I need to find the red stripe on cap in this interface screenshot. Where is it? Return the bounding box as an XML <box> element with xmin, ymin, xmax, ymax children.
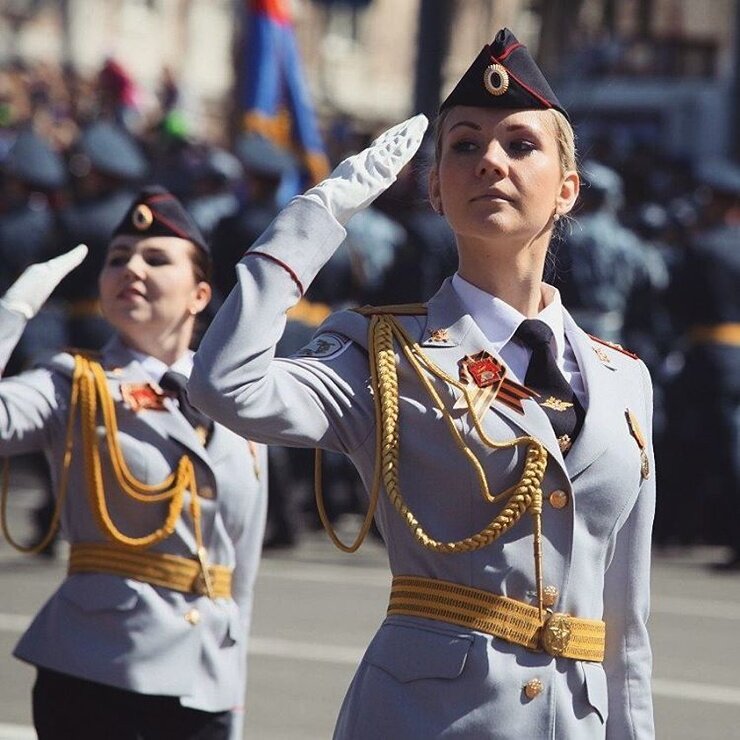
<box><xmin>501</xmin><ymin>65</ymin><xmax>554</xmax><ymax>110</ymax></box>
<box><xmin>145</xmin><ymin>193</ymin><xmax>177</xmax><ymax>203</ymax></box>
<box><xmin>494</xmin><ymin>42</ymin><xmax>523</xmax><ymax>61</ymax></box>
<box><xmin>150</xmin><ymin>211</ymin><xmax>194</xmax><ymax>243</ymax></box>
<box><xmin>245</xmin><ymin>251</ymin><xmax>305</xmax><ymax>296</ymax></box>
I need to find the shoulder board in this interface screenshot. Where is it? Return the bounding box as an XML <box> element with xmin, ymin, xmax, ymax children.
<box><xmin>588</xmin><ymin>334</ymin><xmax>639</xmax><ymax>360</ymax></box>
<box><xmin>353</xmin><ymin>303</ymin><xmax>428</xmax><ymax>316</ymax></box>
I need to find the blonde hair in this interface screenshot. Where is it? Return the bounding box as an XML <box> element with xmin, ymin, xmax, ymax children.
<box><xmin>432</xmin><ymin>107</ymin><xmax>577</xmax><ymax>176</ymax></box>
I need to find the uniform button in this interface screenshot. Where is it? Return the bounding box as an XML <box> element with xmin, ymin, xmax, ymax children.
<box><xmin>199</xmin><ymin>485</ymin><xmax>214</xmax><ymax>499</ymax></box>
<box><xmin>524</xmin><ymin>678</ymin><xmax>544</xmax><ymax>699</ymax></box>
<box><xmin>543</xmin><ymin>586</ymin><xmax>559</xmax><ymax>608</ymax></box>
<box><xmin>548</xmin><ymin>490</ymin><xmax>569</xmax><ymax>509</ymax></box>
<box><xmin>184</xmin><ymin>608</ymin><xmax>201</xmax><ymax>625</ymax></box>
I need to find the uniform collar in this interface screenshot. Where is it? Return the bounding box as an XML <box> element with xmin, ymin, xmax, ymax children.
<box><xmin>127</xmin><ymin>347</ymin><xmax>193</xmax><ymax>385</ymax></box>
<box><xmin>451</xmin><ymin>273</ymin><xmax>566</xmax><ymax>361</ymax></box>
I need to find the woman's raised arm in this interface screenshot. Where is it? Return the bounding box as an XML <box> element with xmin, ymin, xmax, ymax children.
<box><xmin>189</xmin><ymin>116</ymin><xmax>427</xmax><ymax>451</ymax></box>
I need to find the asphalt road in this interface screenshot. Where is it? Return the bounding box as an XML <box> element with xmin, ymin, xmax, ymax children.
<box><xmin>1</xmin><ymin>483</ymin><xmax>740</xmax><ymax>739</ymax></box>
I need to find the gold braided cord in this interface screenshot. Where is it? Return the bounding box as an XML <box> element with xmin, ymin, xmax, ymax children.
<box><xmin>0</xmin><ymin>359</ymin><xmax>83</xmax><ymax>554</ymax></box>
<box><xmin>314</xmin><ymin>311</ymin><xmax>549</xmax><ymax>614</ymax></box>
<box><xmin>372</xmin><ymin>315</ymin><xmax>547</xmax><ymax>552</ymax></box>
<box><xmin>2</xmin><ymin>354</ymin><xmax>203</xmax><ymax>553</ymax></box>
<box><xmin>88</xmin><ymin>361</ymin><xmax>177</xmax><ymax>501</ymax></box>
<box><xmin>76</xmin><ymin>354</ymin><xmax>196</xmax><ymax>548</ymax></box>
<box><xmin>314</xmin><ymin>315</ymin><xmax>389</xmax><ymax>553</ymax></box>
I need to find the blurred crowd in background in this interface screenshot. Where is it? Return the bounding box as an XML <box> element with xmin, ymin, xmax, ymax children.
<box><xmin>1</xmin><ymin>54</ymin><xmax>738</xmax><ymax>560</ymax></box>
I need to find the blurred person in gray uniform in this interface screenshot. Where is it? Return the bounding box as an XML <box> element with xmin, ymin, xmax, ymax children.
<box><xmin>186</xmin><ymin>147</ymin><xmax>243</xmax><ymax>244</ymax></box>
<box><xmin>0</xmin><ymin>128</ymin><xmax>67</xmax><ymax>556</ymax></box>
<box><xmin>663</xmin><ymin>161</ymin><xmax>740</xmax><ymax>565</ymax></box>
<box><xmin>55</xmin><ymin>121</ymin><xmax>148</xmax><ymax>351</ymax></box>
<box><xmin>0</xmin><ymin>129</ymin><xmax>67</xmax><ymax>373</ymax></box>
<box><xmin>211</xmin><ymin>134</ymin><xmax>295</xmax><ymax>303</ymax></box>
<box><xmin>554</xmin><ymin>159</ymin><xmax>665</xmax><ymax>345</ymax></box>
<box><xmin>363</xmin><ymin>140</ymin><xmax>457</xmax><ymax>305</ymax></box>
<box><xmin>192</xmin><ymin>28</ymin><xmax>655</xmax><ymax>738</ymax></box>
<box><xmin>0</xmin><ymin>187</ymin><xmax>267</xmax><ymax>740</ymax></box>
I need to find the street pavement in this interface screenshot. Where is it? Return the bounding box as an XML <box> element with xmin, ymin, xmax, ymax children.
<box><xmin>1</xmin><ymin>480</ymin><xmax>740</xmax><ymax>739</ymax></box>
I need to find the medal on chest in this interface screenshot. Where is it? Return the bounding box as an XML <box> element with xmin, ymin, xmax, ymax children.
<box><xmin>120</xmin><ymin>382</ymin><xmax>168</xmax><ymax>412</ymax></box>
<box><xmin>625</xmin><ymin>408</ymin><xmax>650</xmax><ymax>479</ymax></box>
<box><xmin>453</xmin><ymin>351</ymin><xmax>536</xmax><ymax>418</ymax></box>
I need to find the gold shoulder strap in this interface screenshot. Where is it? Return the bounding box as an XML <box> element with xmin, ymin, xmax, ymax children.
<box><xmin>315</xmin><ymin>313</ymin><xmax>550</xmax><ymax>617</ymax></box>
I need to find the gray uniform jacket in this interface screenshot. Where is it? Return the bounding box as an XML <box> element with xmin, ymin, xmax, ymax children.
<box><xmin>0</xmin><ymin>303</ymin><xmax>267</xmax><ymax>727</ymax></box>
<box><xmin>190</xmin><ymin>197</ymin><xmax>655</xmax><ymax>739</ymax></box>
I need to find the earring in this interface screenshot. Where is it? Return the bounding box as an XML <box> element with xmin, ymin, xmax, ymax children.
<box><xmin>553</xmin><ymin>213</ymin><xmax>560</xmax><ymax>223</ymax></box>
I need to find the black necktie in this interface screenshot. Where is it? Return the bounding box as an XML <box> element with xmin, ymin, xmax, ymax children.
<box><xmin>514</xmin><ymin>319</ymin><xmax>585</xmax><ymax>454</ymax></box>
<box><xmin>160</xmin><ymin>371</ymin><xmax>213</xmax><ymax>442</ymax></box>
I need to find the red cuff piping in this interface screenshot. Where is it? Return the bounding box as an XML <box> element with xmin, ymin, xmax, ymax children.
<box><xmin>245</xmin><ymin>251</ymin><xmax>305</xmax><ymax>296</ymax></box>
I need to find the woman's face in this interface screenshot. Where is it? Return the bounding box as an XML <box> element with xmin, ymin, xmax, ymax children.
<box><xmin>99</xmin><ymin>235</ymin><xmax>210</xmax><ymax>342</ymax></box>
<box><xmin>429</xmin><ymin>106</ymin><xmax>578</xmax><ymax>246</ymax></box>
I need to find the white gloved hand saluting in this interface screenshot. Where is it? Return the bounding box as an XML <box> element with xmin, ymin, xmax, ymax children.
<box><xmin>1</xmin><ymin>244</ymin><xmax>89</xmax><ymax>319</ymax></box>
<box><xmin>304</xmin><ymin>114</ymin><xmax>428</xmax><ymax>226</ymax></box>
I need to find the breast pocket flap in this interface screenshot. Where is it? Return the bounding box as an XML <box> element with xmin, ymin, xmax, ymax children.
<box><xmin>364</xmin><ymin>623</ymin><xmax>473</xmax><ymax>683</ymax></box>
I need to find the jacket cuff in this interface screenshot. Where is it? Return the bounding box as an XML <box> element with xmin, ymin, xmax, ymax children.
<box><xmin>242</xmin><ymin>195</ymin><xmax>347</xmax><ymax>293</ymax></box>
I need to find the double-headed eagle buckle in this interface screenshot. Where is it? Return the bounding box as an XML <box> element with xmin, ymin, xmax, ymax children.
<box><xmin>540</xmin><ymin>612</ymin><xmax>573</xmax><ymax>657</ymax></box>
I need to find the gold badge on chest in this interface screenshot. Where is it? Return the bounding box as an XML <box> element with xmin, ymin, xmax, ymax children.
<box><xmin>541</xmin><ymin>396</ymin><xmax>573</xmax><ymax>412</ymax></box>
<box><xmin>625</xmin><ymin>408</ymin><xmax>650</xmax><ymax>479</ymax></box>
<box><xmin>120</xmin><ymin>382</ymin><xmax>168</xmax><ymax>412</ymax></box>
<box><xmin>453</xmin><ymin>350</ymin><xmax>537</xmax><ymax>417</ymax></box>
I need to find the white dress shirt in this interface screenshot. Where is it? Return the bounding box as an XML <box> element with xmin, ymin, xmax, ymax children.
<box><xmin>129</xmin><ymin>348</ymin><xmax>194</xmax><ymax>386</ymax></box>
<box><xmin>451</xmin><ymin>273</ymin><xmax>587</xmax><ymax>407</ymax></box>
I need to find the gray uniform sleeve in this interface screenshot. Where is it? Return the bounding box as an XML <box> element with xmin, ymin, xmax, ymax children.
<box><xmin>0</xmin><ymin>302</ymin><xmax>65</xmax><ymax>454</ymax></box>
<box><xmin>190</xmin><ymin>196</ymin><xmax>374</xmax><ymax>454</ymax></box>
<box><xmin>603</xmin><ymin>359</ymin><xmax>655</xmax><ymax>739</ymax></box>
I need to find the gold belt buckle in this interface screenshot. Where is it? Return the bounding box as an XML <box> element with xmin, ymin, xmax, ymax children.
<box><xmin>540</xmin><ymin>612</ymin><xmax>573</xmax><ymax>657</ymax></box>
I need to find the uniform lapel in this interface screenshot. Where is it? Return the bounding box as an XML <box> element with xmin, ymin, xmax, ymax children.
<box><xmin>560</xmin><ymin>310</ymin><xmax>612</xmax><ymax>478</ymax></box>
<box><xmin>419</xmin><ymin>280</ymin><xmax>568</xmax><ymax>474</ymax></box>
<box><xmin>100</xmin><ymin>338</ymin><xmax>215</xmax><ymax>471</ymax></box>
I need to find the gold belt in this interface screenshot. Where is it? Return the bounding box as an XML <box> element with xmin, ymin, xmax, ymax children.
<box><xmin>689</xmin><ymin>323</ymin><xmax>740</xmax><ymax>346</ymax></box>
<box><xmin>388</xmin><ymin>576</ymin><xmax>605</xmax><ymax>662</ymax></box>
<box><xmin>68</xmin><ymin>542</ymin><xmax>232</xmax><ymax>599</ymax></box>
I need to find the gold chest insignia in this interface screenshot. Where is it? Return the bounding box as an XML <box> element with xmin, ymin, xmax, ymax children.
<box><xmin>593</xmin><ymin>345</ymin><xmax>611</xmax><ymax>364</ymax></box>
<box><xmin>120</xmin><ymin>382</ymin><xmax>168</xmax><ymax>412</ymax></box>
<box><xmin>452</xmin><ymin>351</ymin><xmax>537</xmax><ymax>417</ymax></box>
<box><xmin>541</xmin><ymin>396</ymin><xmax>573</xmax><ymax>412</ymax></box>
<box><xmin>625</xmin><ymin>408</ymin><xmax>650</xmax><ymax>479</ymax></box>
<box><xmin>427</xmin><ymin>328</ymin><xmax>449</xmax><ymax>343</ymax></box>
<box><xmin>557</xmin><ymin>434</ymin><xmax>572</xmax><ymax>453</ymax></box>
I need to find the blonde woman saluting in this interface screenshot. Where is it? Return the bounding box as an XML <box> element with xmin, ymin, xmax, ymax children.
<box><xmin>191</xmin><ymin>29</ymin><xmax>655</xmax><ymax>739</ymax></box>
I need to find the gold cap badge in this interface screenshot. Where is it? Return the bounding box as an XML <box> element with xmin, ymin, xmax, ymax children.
<box><xmin>483</xmin><ymin>63</ymin><xmax>510</xmax><ymax>96</ymax></box>
<box><xmin>132</xmin><ymin>204</ymin><xmax>154</xmax><ymax>231</ymax></box>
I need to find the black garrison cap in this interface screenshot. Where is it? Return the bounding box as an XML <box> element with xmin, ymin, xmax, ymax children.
<box><xmin>113</xmin><ymin>186</ymin><xmax>209</xmax><ymax>254</ymax></box>
<box><xmin>440</xmin><ymin>28</ymin><xmax>568</xmax><ymax>120</ymax></box>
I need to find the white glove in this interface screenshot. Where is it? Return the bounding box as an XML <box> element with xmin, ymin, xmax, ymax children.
<box><xmin>304</xmin><ymin>114</ymin><xmax>428</xmax><ymax>226</ymax></box>
<box><xmin>1</xmin><ymin>244</ymin><xmax>89</xmax><ymax>319</ymax></box>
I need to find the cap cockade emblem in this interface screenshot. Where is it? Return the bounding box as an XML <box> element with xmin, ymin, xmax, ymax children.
<box><xmin>483</xmin><ymin>63</ymin><xmax>510</xmax><ymax>96</ymax></box>
<box><xmin>133</xmin><ymin>204</ymin><xmax>154</xmax><ymax>230</ymax></box>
